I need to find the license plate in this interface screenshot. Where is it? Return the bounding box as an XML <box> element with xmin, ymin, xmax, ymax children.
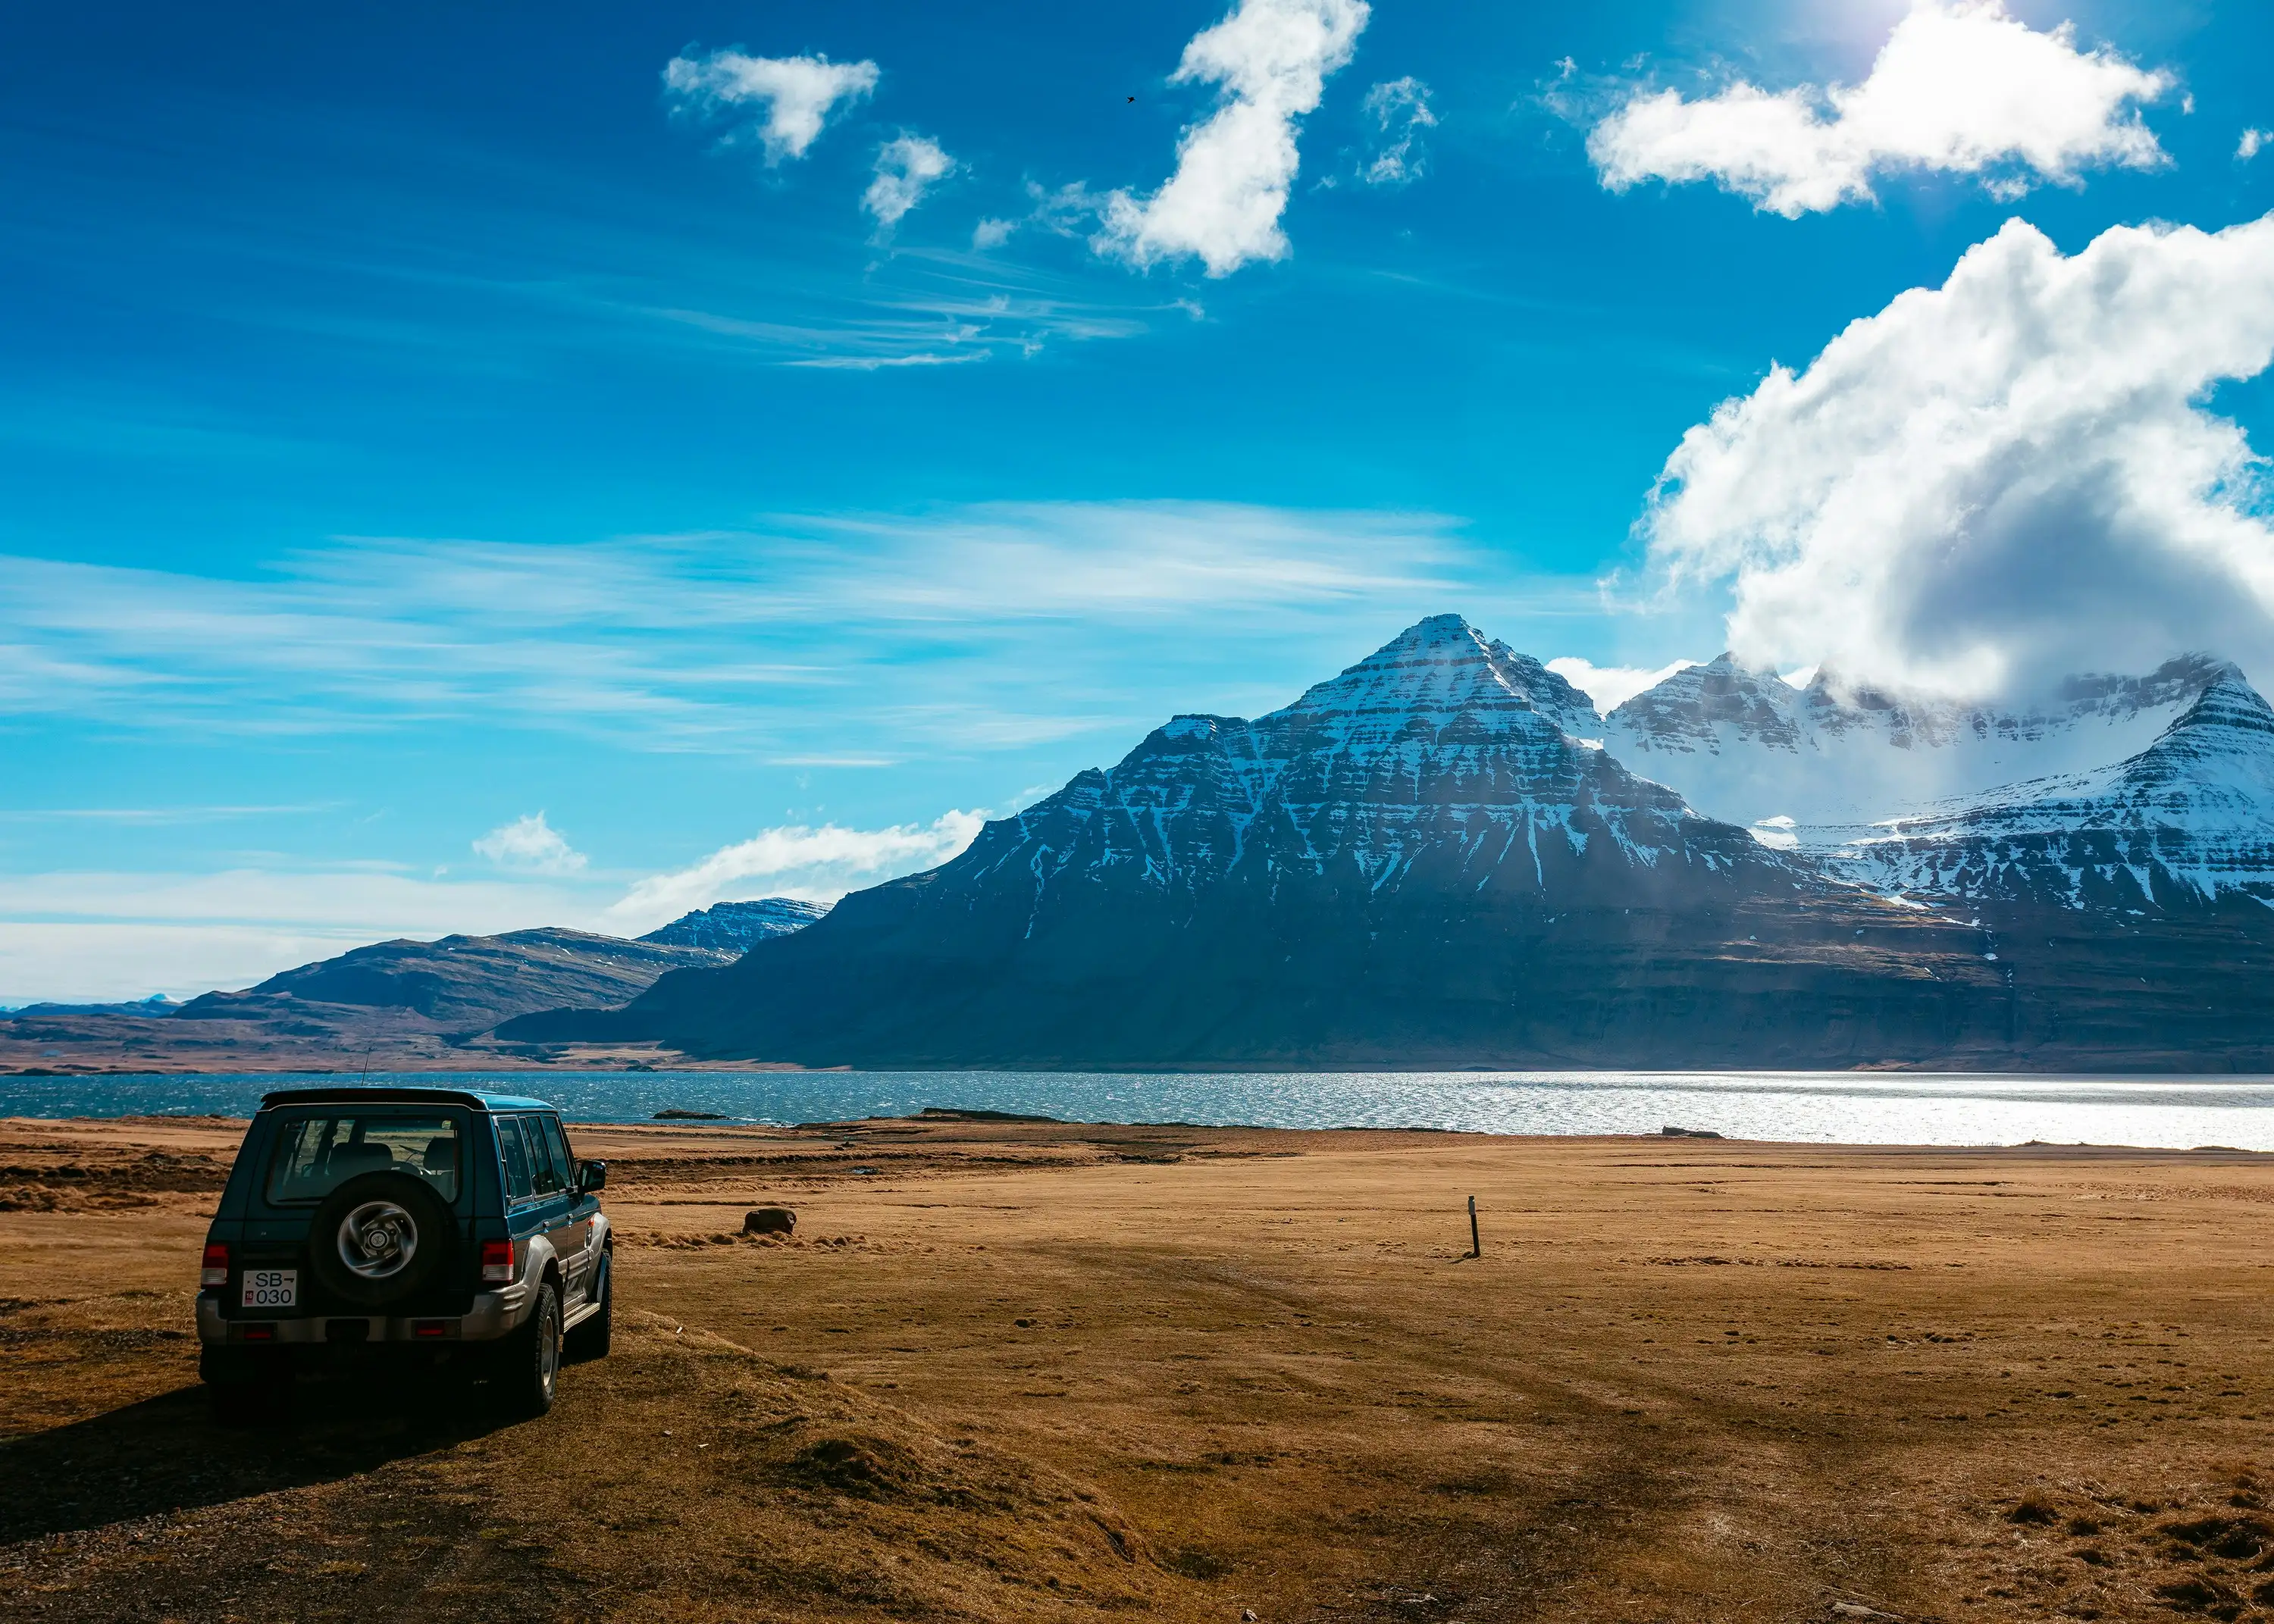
<box><xmin>240</xmin><ymin>1268</ymin><xmax>297</xmax><ymax>1310</ymax></box>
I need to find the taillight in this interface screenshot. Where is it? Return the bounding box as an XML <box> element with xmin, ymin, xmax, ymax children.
<box><xmin>201</xmin><ymin>1242</ymin><xmax>229</xmax><ymax>1288</ymax></box>
<box><xmin>479</xmin><ymin>1239</ymin><xmax>515</xmax><ymax>1284</ymax></box>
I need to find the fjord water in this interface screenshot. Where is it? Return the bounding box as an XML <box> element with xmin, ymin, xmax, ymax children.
<box><xmin>7</xmin><ymin>1071</ymin><xmax>2274</xmax><ymax>1150</ymax></box>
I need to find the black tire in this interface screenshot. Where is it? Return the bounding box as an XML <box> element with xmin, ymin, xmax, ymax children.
<box><xmin>493</xmin><ymin>1279</ymin><xmax>561</xmax><ymax>1417</ymax></box>
<box><xmin>565</xmin><ymin>1250</ymin><xmax>612</xmax><ymax>1362</ymax></box>
<box><xmin>307</xmin><ymin>1171</ymin><xmax>453</xmax><ymax>1310</ymax></box>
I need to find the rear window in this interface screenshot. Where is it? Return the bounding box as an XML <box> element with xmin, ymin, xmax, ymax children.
<box><xmin>265</xmin><ymin>1112</ymin><xmax>464</xmax><ymax>1205</ymax></box>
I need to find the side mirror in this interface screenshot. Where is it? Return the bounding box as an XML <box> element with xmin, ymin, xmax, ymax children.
<box><xmin>578</xmin><ymin>1159</ymin><xmax>608</xmax><ymax>1194</ymax></box>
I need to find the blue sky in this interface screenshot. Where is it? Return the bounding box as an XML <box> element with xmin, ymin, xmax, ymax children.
<box><xmin>4</xmin><ymin>0</ymin><xmax>2272</xmax><ymax>1000</ymax></box>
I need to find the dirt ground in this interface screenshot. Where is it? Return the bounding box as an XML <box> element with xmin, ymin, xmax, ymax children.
<box><xmin>5</xmin><ymin>1110</ymin><xmax>2274</xmax><ymax>1623</ymax></box>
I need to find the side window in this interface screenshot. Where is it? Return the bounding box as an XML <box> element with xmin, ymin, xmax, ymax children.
<box><xmin>527</xmin><ymin>1116</ymin><xmax>566</xmax><ymax>1197</ymax></box>
<box><xmin>537</xmin><ymin>1117</ymin><xmax>578</xmax><ymax>1195</ymax></box>
<box><xmin>496</xmin><ymin>1116</ymin><xmax>534</xmax><ymax>1203</ymax></box>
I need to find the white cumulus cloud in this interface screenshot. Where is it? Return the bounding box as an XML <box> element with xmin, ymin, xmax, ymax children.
<box><xmin>1589</xmin><ymin>0</ymin><xmax>2171</xmax><ymax>217</ymax></box>
<box><xmin>1097</xmin><ymin>0</ymin><xmax>1369</xmax><ymax>277</ymax></box>
<box><xmin>2242</xmin><ymin>128</ymin><xmax>2269</xmax><ymax>163</ymax></box>
<box><xmin>662</xmin><ymin>49</ymin><xmax>879</xmax><ymax>164</ymax></box>
<box><xmin>472</xmin><ymin>812</ymin><xmax>587</xmax><ymax>876</ymax></box>
<box><xmin>1637</xmin><ymin>211</ymin><xmax>2274</xmax><ymax>701</ymax></box>
<box><xmin>1544</xmin><ymin>657</ymin><xmax>1698</xmax><ymax>715</ymax></box>
<box><xmin>1361</xmin><ymin>76</ymin><xmax>1435</xmax><ymax>186</ymax></box>
<box><xmin>864</xmin><ymin>134</ymin><xmax>956</xmax><ymax>231</ymax></box>
<box><xmin>599</xmin><ymin>811</ymin><xmax>984</xmax><ymax>936</ymax></box>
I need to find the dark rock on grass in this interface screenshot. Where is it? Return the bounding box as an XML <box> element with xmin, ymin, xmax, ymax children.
<box><xmin>743</xmin><ymin>1206</ymin><xmax>796</xmax><ymax>1236</ymax></box>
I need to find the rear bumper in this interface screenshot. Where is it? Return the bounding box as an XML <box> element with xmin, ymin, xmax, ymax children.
<box><xmin>197</xmin><ymin>1284</ymin><xmax>527</xmax><ymax>1349</ymax></box>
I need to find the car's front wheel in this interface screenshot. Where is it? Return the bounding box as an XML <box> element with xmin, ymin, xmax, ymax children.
<box><xmin>493</xmin><ymin>1280</ymin><xmax>561</xmax><ymax>1417</ymax></box>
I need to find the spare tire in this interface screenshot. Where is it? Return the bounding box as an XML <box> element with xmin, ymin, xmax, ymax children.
<box><xmin>309</xmin><ymin>1171</ymin><xmax>453</xmax><ymax>1309</ymax></box>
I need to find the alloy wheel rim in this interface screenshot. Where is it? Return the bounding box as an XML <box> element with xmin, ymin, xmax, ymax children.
<box><xmin>337</xmin><ymin>1200</ymin><xmax>418</xmax><ymax>1279</ymax></box>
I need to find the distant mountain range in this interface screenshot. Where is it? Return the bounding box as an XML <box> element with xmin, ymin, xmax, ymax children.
<box><xmin>17</xmin><ymin>615</ymin><xmax>2274</xmax><ymax>1075</ymax></box>
<box><xmin>0</xmin><ymin>903</ymin><xmax>824</xmax><ymax>1074</ymax></box>
<box><xmin>501</xmin><ymin>615</ymin><xmax>2274</xmax><ymax>1070</ymax></box>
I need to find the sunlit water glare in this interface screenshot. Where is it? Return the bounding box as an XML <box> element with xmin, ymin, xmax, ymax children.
<box><xmin>7</xmin><ymin>1070</ymin><xmax>2274</xmax><ymax>1149</ymax></box>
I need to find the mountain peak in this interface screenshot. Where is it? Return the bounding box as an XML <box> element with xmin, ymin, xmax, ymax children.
<box><xmin>1394</xmin><ymin>611</ymin><xmax>1480</xmax><ymax>643</ymax></box>
<box><xmin>2170</xmin><ymin>668</ymin><xmax>2274</xmax><ymax>734</ymax></box>
<box><xmin>1278</xmin><ymin>615</ymin><xmax>1596</xmax><ymax>737</ymax></box>
<box><xmin>2122</xmin><ymin>668</ymin><xmax>2274</xmax><ymax>782</ymax></box>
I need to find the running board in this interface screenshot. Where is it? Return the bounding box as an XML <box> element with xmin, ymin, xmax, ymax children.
<box><xmin>562</xmin><ymin>1298</ymin><xmax>602</xmax><ymax>1331</ymax></box>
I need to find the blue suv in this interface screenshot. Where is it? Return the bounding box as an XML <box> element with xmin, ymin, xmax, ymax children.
<box><xmin>196</xmin><ymin>1086</ymin><xmax>612</xmax><ymax>1419</ymax></box>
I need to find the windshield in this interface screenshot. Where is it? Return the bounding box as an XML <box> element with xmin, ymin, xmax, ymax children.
<box><xmin>265</xmin><ymin>1111</ymin><xmax>464</xmax><ymax>1205</ymax></box>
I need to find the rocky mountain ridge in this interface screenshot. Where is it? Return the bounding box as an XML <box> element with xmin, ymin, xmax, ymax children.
<box><xmin>1600</xmin><ymin>649</ymin><xmax>2274</xmax><ymax>918</ymax></box>
<box><xmin>638</xmin><ymin>897</ymin><xmax>828</xmax><ymax>953</ymax></box>
<box><xmin>0</xmin><ymin>899</ymin><xmax>825</xmax><ymax>1074</ymax></box>
<box><xmin>1831</xmin><ymin>674</ymin><xmax>2274</xmax><ymax>912</ymax></box>
<box><xmin>502</xmin><ymin>616</ymin><xmax>2274</xmax><ymax>1069</ymax></box>
<box><xmin>1601</xmin><ymin>652</ymin><xmax>2234</xmax><ymax>833</ymax></box>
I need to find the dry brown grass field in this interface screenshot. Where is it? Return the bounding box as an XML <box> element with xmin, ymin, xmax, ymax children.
<box><xmin>5</xmin><ymin>1110</ymin><xmax>2274</xmax><ymax>1623</ymax></box>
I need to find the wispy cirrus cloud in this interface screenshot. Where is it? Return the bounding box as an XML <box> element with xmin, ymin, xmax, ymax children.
<box><xmin>0</xmin><ymin>502</ymin><xmax>1591</xmax><ymax>756</ymax></box>
<box><xmin>0</xmin><ymin>804</ymin><xmax>337</xmax><ymax>825</ymax></box>
<box><xmin>1360</xmin><ymin>77</ymin><xmax>1436</xmax><ymax>186</ymax></box>
<box><xmin>629</xmin><ymin>247</ymin><xmax>1173</xmax><ymax>367</ymax></box>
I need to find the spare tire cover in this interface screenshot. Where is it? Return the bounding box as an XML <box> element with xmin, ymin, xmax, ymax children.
<box><xmin>309</xmin><ymin>1170</ymin><xmax>454</xmax><ymax>1308</ymax></box>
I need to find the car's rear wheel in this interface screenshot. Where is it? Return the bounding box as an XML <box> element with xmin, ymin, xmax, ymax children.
<box><xmin>565</xmin><ymin>1250</ymin><xmax>611</xmax><ymax>1362</ymax></box>
<box><xmin>494</xmin><ymin>1280</ymin><xmax>561</xmax><ymax>1417</ymax></box>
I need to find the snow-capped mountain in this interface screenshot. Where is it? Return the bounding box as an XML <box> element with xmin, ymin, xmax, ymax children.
<box><xmin>953</xmin><ymin>612</ymin><xmax>1774</xmax><ymax>911</ymax></box>
<box><xmin>509</xmin><ymin>616</ymin><xmax>2012</xmax><ymax>1068</ymax></box>
<box><xmin>1602</xmin><ymin>652</ymin><xmax>2234</xmax><ymax>840</ymax></box>
<box><xmin>637</xmin><ymin>897</ymin><xmax>826</xmax><ymax>953</ymax></box>
<box><xmin>1831</xmin><ymin>673</ymin><xmax>2274</xmax><ymax>912</ymax></box>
